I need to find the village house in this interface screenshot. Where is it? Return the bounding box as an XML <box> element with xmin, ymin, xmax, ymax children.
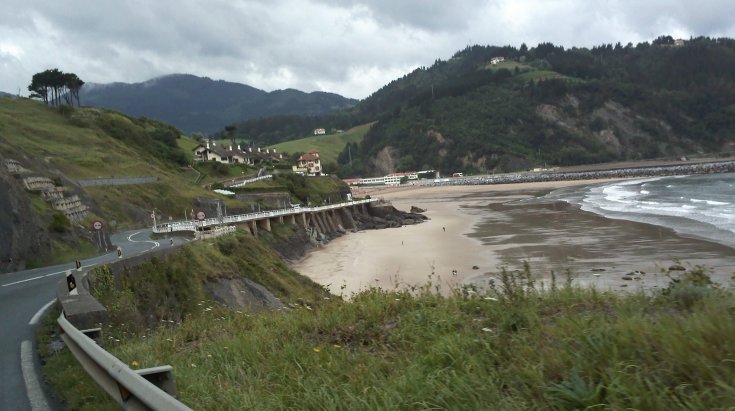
<box><xmin>490</xmin><ymin>56</ymin><xmax>505</xmax><ymax>65</ymax></box>
<box><xmin>313</xmin><ymin>128</ymin><xmax>326</xmax><ymax>135</ymax></box>
<box><xmin>192</xmin><ymin>141</ymin><xmax>284</xmax><ymax>166</ymax></box>
<box><xmin>293</xmin><ymin>150</ymin><xmax>322</xmax><ymax>175</ymax></box>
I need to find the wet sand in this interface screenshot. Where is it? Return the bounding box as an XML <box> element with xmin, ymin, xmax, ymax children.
<box><xmin>293</xmin><ymin>181</ymin><xmax>735</xmax><ymax>297</ymax></box>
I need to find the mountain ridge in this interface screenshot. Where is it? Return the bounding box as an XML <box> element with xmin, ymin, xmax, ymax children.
<box><xmin>80</xmin><ymin>73</ymin><xmax>357</xmax><ymax>134</ymax></box>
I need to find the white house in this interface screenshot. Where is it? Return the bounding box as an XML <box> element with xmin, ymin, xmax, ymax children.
<box><xmin>313</xmin><ymin>128</ymin><xmax>326</xmax><ymax>135</ymax></box>
<box><xmin>293</xmin><ymin>150</ymin><xmax>322</xmax><ymax>175</ymax></box>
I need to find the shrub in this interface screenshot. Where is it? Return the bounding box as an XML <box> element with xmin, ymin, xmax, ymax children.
<box><xmin>49</xmin><ymin>212</ymin><xmax>70</xmax><ymax>233</ymax></box>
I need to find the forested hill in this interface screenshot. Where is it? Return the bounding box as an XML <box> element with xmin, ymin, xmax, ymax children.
<box><xmin>233</xmin><ymin>36</ymin><xmax>735</xmax><ymax>176</ymax></box>
<box><xmin>80</xmin><ymin>74</ymin><xmax>357</xmax><ymax>134</ymax></box>
<box><xmin>352</xmin><ymin>36</ymin><xmax>735</xmax><ymax>175</ymax></box>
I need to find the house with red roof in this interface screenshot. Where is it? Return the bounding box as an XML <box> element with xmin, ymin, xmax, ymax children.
<box><xmin>293</xmin><ymin>149</ymin><xmax>322</xmax><ymax>175</ymax></box>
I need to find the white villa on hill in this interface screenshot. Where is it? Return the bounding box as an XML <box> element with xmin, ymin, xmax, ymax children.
<box><xmin>293</xmin><ymin>150</ymin><xmax>322</xmax><ymax>175</ymax></box>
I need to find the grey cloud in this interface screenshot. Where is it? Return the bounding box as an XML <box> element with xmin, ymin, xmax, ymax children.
<box><xmin>316</xmin><ymin>0</ymin><xmax>492</xmax><ymax>31</ymax></box>
<box><xmin>1</xmin><ymin>0</ymin><xmax>735</xmax><ymax>98</ymax></box>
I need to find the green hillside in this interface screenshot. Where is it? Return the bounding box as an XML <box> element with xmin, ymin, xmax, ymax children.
<box><xmin>270</xmin><ymin>122</ymin><xmax>373</xmax><ymax>165</ymax></box>
<box><xmin>0</xmin><ymin>97</ymin><xmax>351</xmax><ymax>267</ymax></box>
<box><xmin>223</xmin><ymin>36</ymin><xmax>735</xmax><ymax>177</ymax></box>
<box><xmin>0</xmin><ymin>98</ymin><xmax>224</xmax><ymax>226</ymax></box>
<box><xmin>343</xmin><ymin>37</ymin><xmax>735</xmax><ymax>175</ymax></box>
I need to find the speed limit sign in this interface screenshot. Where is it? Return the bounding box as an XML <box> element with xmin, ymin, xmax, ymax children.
<box><xmin>195</xmin><ymin>210</ymin><xmax>206</xmax><ymax>221</ymax></box>
<box><xmin>92</xmin><ymin>221</ymin><xmax>103</xmax><ymax>231</ymax></box>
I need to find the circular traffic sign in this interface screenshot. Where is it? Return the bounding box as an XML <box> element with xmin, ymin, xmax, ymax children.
<box><xmin>195</xmin><ymin>210</ymin><xmax>206</xmax><ymax>221</ymax></box>
<box><xmin>92</xmin><ymin>221</ymin><xmax>103</xmax><ymax>231</ymax></box>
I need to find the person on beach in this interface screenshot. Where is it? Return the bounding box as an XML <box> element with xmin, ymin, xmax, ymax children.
<box><xmin>443</xmin><ymin>226</ymin><xmax>446</xmax><ymax>232</ymax></box>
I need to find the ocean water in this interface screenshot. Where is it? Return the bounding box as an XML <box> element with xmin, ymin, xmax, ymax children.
<box><xmin>538</xmin><ymin>173</ymin><xmax>735</xmax><ymax>249</ymax></box>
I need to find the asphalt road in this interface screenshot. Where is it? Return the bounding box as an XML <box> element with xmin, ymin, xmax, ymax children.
<box><xmin>0</xmin><ymin>228</ymin><xmax>188</xmax><ymax>410</ymax></box>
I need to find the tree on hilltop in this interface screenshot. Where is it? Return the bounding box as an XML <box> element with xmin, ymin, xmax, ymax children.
<box><xmin>28</xmin><ymin>69</ymin><xmax>84</xmax><ymax>106</ymax></box>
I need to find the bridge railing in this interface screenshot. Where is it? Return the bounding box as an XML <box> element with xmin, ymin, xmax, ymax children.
<box><xmin>152</xmin><ymin>198</ymin><xmax>376</xmax><ymax>234</ymax></box>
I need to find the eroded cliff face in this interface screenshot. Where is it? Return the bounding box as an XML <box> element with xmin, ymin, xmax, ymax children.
<box><xmin>363</xmin><ymin>93</ymin><xmax>718</xmax><ymax>175</ymax></box>
<box><xmin>0</xmin><ymin>162</ymin><xmax>50</xmax><ymax>272</ymax></box>
<box><xmin>371</xmin><ymin>146</ymin><xmax>401</xmax><ymax>176</ymax></box>
<box><xmin>535</xmin><ymin>97</ymin><xmax>702</xmax><ymax>160</ymax></box>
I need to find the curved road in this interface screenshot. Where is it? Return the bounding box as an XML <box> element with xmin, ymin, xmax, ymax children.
<box><xmin>0</xmin><ymin>228</ymin><xmax>188</xmax><ymax>410</ymax></box>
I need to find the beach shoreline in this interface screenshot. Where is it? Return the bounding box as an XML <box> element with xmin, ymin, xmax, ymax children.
<box><xmin>292</xmin><ymin>178</ymin><xmax>735</xmax><ymax>297</ymax></box>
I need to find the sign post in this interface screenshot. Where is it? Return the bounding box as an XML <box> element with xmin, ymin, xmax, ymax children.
<box><xmin>195</xmin><ymin>210</ymin><xmax>206</xmax><ymax>237</ymax></box>
<box><xmin>92</xmin><ymin>220</ymin><xmax>103</xmax><ymax>250</ymax></box>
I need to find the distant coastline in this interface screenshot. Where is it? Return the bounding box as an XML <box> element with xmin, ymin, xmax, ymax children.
<box><xmin>435</xmin><ymin>160</ymin><xmax>735</xmax><ymax>187</ymax></box>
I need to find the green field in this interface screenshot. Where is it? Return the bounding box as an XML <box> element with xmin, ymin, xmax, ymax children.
<box><xmin>270</xmin><ymin>122</ymin><xmax>373</xmax><ymax>165</ymax></box>
<box><xmin>483</xmin><ymin>60</ymin><xmax>533</xmax><ymax>72</ymax></box>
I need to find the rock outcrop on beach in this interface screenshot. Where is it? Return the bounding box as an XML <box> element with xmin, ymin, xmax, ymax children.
<box><xmin>354</xmin><ymin>204</ymin><xmax>428</xmax><ymax>230</ymax></box>
<box><xmin>265</xmin><ymin>202</ymin><xmax>428</xmax><ymax>264</ymax></box>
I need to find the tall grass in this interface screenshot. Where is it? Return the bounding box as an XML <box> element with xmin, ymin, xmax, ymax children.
<box><xmin>42</xmin><ymin>263</ymin><xmax>735</xmax><ymax>410</ymax></box>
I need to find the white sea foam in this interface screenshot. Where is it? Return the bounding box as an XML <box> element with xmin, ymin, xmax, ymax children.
<box><xmin>690</xmin><ymin>198</ymin><xmax>729</xmax><ymax>206</ymax></box>
<box><xmin>575</xmin><ymin>173</ymin><xmax>735</xmax><ymax>248</ymax></box>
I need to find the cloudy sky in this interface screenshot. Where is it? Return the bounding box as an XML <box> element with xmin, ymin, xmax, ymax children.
<box><xmin>1</xmin><ymin>0</ymin><xmax>734</xmax><ymax>99</ymax></box>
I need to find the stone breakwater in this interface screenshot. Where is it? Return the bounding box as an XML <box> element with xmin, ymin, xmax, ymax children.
<box><xmin>442</xmin><ymin>160</ymin><xmax>735</xmax><ymax>186</ymax></box>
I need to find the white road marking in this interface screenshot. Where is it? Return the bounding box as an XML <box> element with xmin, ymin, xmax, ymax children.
<box><xmin>29</xmin><ymin>299</ymin><xmax>56</xmax><ymax>326</ymax></box>
<box><xmin>127</xmin><ymin>231</ymin><xmax>160</xmax><ymax>250</ymax></box>
<box><xmin>21</xmin><ymin>340</ymin><xmax>51</xmax><ymax>411</ymax></box>
<box><xmin>2</xmin><ymin>270</ymin><xmax>68</xmax><ymax>287</ymax></box>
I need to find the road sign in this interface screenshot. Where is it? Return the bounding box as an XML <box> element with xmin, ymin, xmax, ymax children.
<box><xmin>196</xmin><ymin>210</ymin><xmax>206</xmax><ymax>221</ymax></box>
<box><xmin>92</xmin><ymin>221</ymin><xmax>103</xmax><ymax>231</ymax></box>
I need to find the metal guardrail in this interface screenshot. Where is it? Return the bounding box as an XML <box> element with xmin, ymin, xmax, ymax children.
<box><xmin>153</xmin><ymin>198</ymin><xmax>377</xmax><ymax>234</ymax></box>
<box><xmin>227</xmin><ymin>174</ymin><xmax>273</xmax><ymax>188</ymax></box>
<box><xmin>58</xmin><ymin>312</ymin><xmax>192</xmax><ymax>410</ymax></box>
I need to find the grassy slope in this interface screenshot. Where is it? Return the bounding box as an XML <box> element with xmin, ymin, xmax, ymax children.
<box><xmin>270</xmin><ymin>122</ymin><xmax>373</xmax><ymax>165</ymax></box>
<box><xmin>0</xmin><ymin>98</ymin><xmax>239</xmax><ymax>229</ymax></box>
<box><xmin>42</xmin><ymin>264</ymin><xmax>735</xmax><ymax>410</ymax></box>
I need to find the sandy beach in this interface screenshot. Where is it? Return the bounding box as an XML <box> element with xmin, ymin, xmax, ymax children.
<box><xmin>293</xmin><ymin>180</ymin><xmax>735</xmax><ymax>297</ymax></box>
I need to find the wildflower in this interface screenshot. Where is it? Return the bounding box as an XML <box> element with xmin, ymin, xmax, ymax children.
<box><xmin>333</xmin><ymin>344</ymin><xmax>342</xmax><ymax>349</ymax></box>
<box><xmin>481</xmin><ymin>327</ymin><xmax>493</xmax><ymax>333</ymax></box>
<box><xmin>484</xmin><ymin>297</ymin><xmax>498</xmax><ymax>301</ymax></box>
<box><xmin>207</xmin><ymin>354</ymin><xmax>212</xmax><ymax>358</ymax></box>
<box><xmin>130</xmin><ymin>360</ymin><xmax>140</xmax><ymax>369</ymax></box>
<box><xmin>313</xmin><ymin>348</ymin><xmax>321</xmax><ymax>353</ymax></box>
<box><xmin>191</xmin><ymin>363</ymin><xmax>197</xmax><ymax>368</ymax></box>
